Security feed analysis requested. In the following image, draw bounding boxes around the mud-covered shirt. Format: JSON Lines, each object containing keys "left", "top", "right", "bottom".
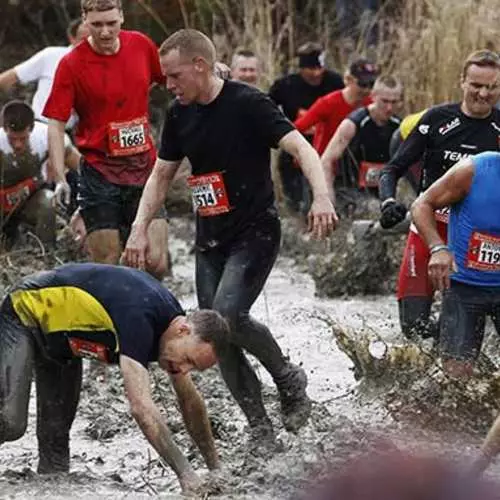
{"left": 379, "top": 103, "right": 500, "bottom": 201}
{"left": 159, "top": 80, "right": 294, "bottom": 249}
{"left": 4, "top": 263, "right": 183, "bottom": 367}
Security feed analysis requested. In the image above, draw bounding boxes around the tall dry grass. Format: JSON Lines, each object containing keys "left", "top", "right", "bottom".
{"left": 351, "top": 0, "right": 500, "bottom": 113}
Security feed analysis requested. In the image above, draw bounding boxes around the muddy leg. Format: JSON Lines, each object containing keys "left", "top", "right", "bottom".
{"left": 0, "top": 313, "right": 35, "bottom": 443}
{"left": 35, "top": 356, "right": 82, "bottom": 473}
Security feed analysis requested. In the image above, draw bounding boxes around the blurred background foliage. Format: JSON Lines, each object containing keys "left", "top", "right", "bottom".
{"left": 1, "top": 0, "right": 499, "bottom": 112}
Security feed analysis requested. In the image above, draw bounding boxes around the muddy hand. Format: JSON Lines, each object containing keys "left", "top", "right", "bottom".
{"left": 55, "top": 180, "right": 71, "bottom": 207}
{"left": 428, "top": 248, "right": 456, "bottom": 291}
{"left": 307, "top": 195, "right": 338, "bottom": 240}
{"left": 123, "top": 224, "right": 149, "bottom": 270}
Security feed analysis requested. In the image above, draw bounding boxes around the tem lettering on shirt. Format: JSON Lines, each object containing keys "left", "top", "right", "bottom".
{"left": 187, "top": 172, "right": 231, "bottom": 216}
{"left": 467, "top": 231, "right": 500, "bottom": 271}
{"left": 108, "top": 116, "right": 150, "bottom": 157}
{"left": 68, "top": 337, "right": 109, "bottom": 363}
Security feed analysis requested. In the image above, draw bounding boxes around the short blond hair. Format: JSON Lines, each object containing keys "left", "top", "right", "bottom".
{"left": 81, "top": 0, "right": 121, "bottom": 14}
{"left": 462, "top": 49, "right": 500, "bottom": 79}
{"left": 159, "top": 29, "right": 216, "bottom": 67}
{"left": 373, "top": 74, "right": 403, "bottom": 93}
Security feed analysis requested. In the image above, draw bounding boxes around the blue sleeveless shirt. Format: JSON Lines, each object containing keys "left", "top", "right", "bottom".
{"left": 449, "top": 151, "right": 500, "bottom": 286}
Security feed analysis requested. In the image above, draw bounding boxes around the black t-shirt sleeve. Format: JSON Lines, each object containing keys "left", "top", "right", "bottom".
{"left": 379, "top": 109, "right": 431, "bottom": 200}
{"left": 268, "top": 78, "right": 283, "bottom": 106}
{"left": 158, "top": 102, "right": 184, "bottom": 162}
{"left": 244, "top": 89, "right": 295, "bottom": 148}
{"left": 346, "top": 107, "right": 367, "bottom": 130}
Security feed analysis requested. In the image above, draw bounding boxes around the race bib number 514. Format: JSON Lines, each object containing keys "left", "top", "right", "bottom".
{"left": 467, "top": 231, "right": 500, "bottom": 271}
{"left": 187, "top": 172, "right": 231, "bottom": 217}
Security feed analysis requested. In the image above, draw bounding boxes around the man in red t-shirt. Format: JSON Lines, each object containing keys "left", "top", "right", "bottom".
{"left": 43, "top": 0, "right": 168, "bottom": 278}
{"left": 294, "top": 58, "right": 378, "bottom": 155}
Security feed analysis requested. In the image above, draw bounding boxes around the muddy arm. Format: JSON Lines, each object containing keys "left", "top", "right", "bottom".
{"left": 119, "top": 355, "right": 199, "bottom": 489}
{"left": 170, "top": 372, "right": 220, "bottom": 470}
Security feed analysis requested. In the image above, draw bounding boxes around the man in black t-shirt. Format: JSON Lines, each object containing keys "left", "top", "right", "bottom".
{"left": 378, "top": 50, "right": 500, "bottom": 341}
{"left": 124, "top": 29, "right": 337, "bottom": 445}
{"left": 269, "top": 42, "right": 344, "bottom": 213}
{"left": 321, "top": 75, "right": 403, "bottom": 216}
{"left": 0, "top": 263, "right": 229, "bottom": 495}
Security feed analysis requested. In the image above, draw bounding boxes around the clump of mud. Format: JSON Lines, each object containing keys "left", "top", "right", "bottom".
{"left": 280, "top": 216, "right": 406, "bottom": 297}
{"left": 329, "top": 316, "right": 500, "bottom": 435}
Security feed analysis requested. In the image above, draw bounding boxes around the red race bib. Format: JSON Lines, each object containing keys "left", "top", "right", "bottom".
{"left": 68, "top": 338, "right": 109, "bottom": 363}
{"left": 467, "top": 231, "right": 500, "bottom": 271}
{"left": 358, "top": 161, "right": 384, "bottom": 188}
{"left": 107, "top": 116, "right": 151, "bottom": 157}
{"left": 0, "top": 177, "right": 38, "bottom": 213}
{"left": 434, "top": 206, "right": 450, "bottom": 224}
{"left": 187, "top": 172, "right": 231, "bottom": 217}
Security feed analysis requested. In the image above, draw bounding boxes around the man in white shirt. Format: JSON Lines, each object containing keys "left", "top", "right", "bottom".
{"left": 0, "top": 19, "right": 88, "bottom": 128}
{"left": 0, "top": 101, "right": 80, "bottom": 247}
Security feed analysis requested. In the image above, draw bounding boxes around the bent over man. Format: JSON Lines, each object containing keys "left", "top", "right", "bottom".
{"left": 125, "top": 29, "right": 337, "bottom": 445}
{"left": 0, "top": 263, "right": 229, "bottom": 494}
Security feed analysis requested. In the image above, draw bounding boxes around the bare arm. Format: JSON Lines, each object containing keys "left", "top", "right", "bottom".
{"left": 321, "top": 119, "right": 357, "bottom": 202}
{"left": 279, "top": 130, "right": 329, "bottom": 199}
{"left": 64, "top": 144, "right": 81, "bottom": 171}
{"left": 411, "top": 158, "right": 474, "bottom": 248}
{"left": 411, "top": 158, "right": 474, "bottom": 290}
{"left": 133, "top": 158, "right": 181, "bottom": 227}
{"left": 279, "top": 130, "right": 337, "bottom": 239}
{"left": 0, "top": 69, "right": 18, "bottom": 92}
{"left": 170, "top": 372, "right": 219, "bottom": 470}
{"left": 48, "top": 119, "right": 69, "bottom": 183}
{"left": 473, "top": 414, "right": 500, "bottom": 474}
{"left": 120, "top": 355, "right": 200, "bottom": 492}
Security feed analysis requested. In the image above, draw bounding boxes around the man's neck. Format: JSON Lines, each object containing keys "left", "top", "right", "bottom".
{"left": 343, "top": 86, "right": 363, "bottom": 106}
{"left": 369, "top": 103, "right": 389, "bottom": 125}
{"left": 197, "top": 75, "right": 224, "bottom": 105}
{"left": 88, "top": 35, "right": 121, "bottom": 55}
{"left": 460, "top": 101, "right": 492, "bottom": 119}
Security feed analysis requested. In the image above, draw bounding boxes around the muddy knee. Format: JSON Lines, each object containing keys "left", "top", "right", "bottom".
{"left": 0, "top": 411, "right": 28, "bottom": 442}
{"left": 86, "top": 229, "right": 121, "bottom": 264}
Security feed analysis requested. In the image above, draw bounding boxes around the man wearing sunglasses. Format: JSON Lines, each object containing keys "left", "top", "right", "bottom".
{"left": 378, "top": 50, "right": 500, "bottom": 342}
{"left": 294, "top": 58, "right": 378, "bottom": 156}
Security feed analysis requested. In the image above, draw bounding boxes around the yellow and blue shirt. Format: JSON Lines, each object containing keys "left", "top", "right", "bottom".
{"left": 3, "top": 263, "right": 184, "bottom": 367}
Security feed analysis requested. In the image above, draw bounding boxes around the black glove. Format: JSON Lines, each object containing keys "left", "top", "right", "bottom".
{"left": 379, "top": 200, "right": 407, "bottom": 229}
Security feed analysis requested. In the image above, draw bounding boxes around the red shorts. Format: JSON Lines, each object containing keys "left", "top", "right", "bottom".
{"left": 397, "top": 222, "right": 448, "bottom": 300}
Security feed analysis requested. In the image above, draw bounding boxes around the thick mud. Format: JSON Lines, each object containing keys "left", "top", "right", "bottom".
{"left": 0, "top": 216, "right": 497, "bottom": 499}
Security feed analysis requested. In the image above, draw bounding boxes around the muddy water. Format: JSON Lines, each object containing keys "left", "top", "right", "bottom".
{"left": 0, "top": 218, "right": 493, "bottom": 499}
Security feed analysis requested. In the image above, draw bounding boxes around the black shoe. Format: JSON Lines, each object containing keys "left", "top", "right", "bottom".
{"left": 276, "top": 364, "right": 312, "bottom": 433}
{"left": 248, "top": 422, "right": 284, "bottom": 457}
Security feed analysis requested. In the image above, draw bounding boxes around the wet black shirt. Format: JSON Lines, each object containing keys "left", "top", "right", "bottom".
{"left": 379, "top": 103, "right": 500, "bottom": 201}
{"left": 5, "top": 263, "right": 183, "bottom": 367}
{"left": 347, "top": 107, "right": 401, "bottom": 163}
{"left": 268, "top": 70, "right": 344, "bottom": 123}
{"left": 159, "top": 80, "right": 294, "bottom": 249}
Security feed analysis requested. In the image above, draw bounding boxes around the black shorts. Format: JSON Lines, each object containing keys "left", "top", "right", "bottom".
{"left": 440, "top": 280, "right": 500, "bottom": 361}
{"left": 78, "top": 161, "right": 167, "bottom": 241}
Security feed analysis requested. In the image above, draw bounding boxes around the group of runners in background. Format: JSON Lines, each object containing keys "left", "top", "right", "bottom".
{"left": 1, "top": 0, "right": 500, "bottom": 495}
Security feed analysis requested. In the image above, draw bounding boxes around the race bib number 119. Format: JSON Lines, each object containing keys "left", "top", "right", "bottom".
{"left": 467, "top": 231, "right": 500, "bottom": 271}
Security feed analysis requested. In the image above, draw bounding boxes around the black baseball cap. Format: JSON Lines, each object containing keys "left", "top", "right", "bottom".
{"left": 349, "top": 58, "right": 379, "bottom": 87}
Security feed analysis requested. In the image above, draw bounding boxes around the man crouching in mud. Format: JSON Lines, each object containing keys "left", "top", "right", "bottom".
{"left": 0, "top": 263, "right": 229, "bottom": 494}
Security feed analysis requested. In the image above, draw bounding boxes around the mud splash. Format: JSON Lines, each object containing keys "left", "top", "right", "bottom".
{"left": 0, "top": 216, "right": 495, "bottom": 499}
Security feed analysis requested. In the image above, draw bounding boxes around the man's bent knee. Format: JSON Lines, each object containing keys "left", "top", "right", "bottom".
{"left": 86, "top": 229, "right": 121, "bottom": 264}
{"left": 0, "top": 412, "right": 28, "bottom": 443}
